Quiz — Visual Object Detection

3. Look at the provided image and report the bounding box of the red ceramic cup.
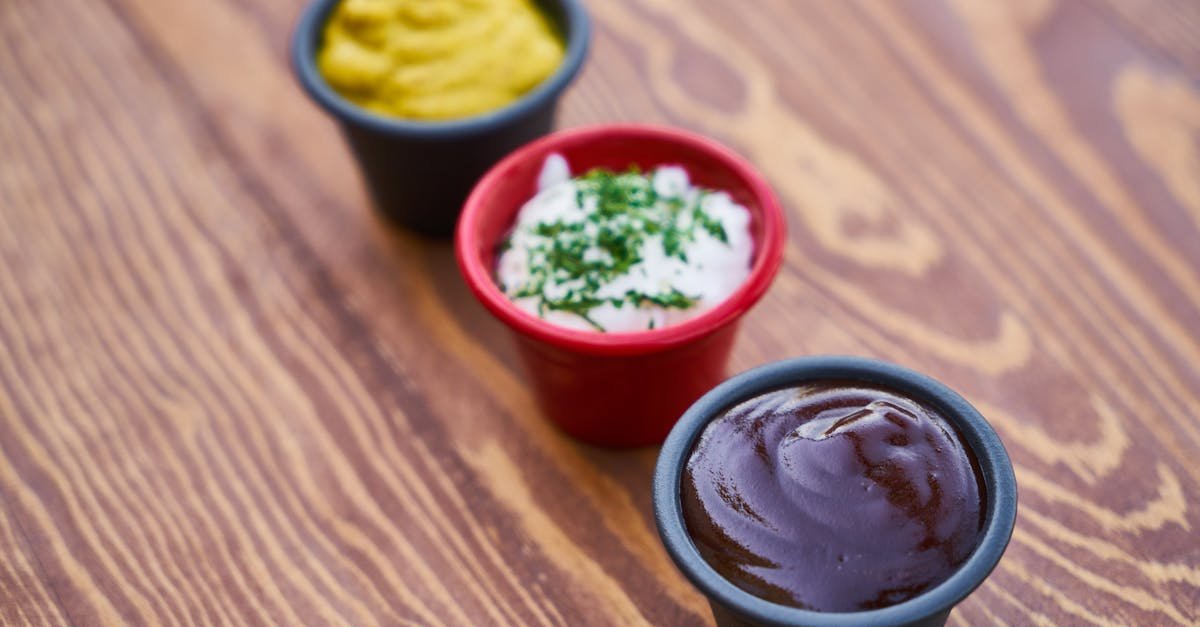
[455,124,787,447]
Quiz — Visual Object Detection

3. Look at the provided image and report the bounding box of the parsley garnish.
[502,166,735,330]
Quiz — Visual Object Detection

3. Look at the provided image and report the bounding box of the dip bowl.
[291,0,590,237]
[653,356,1018,626]
[455,124,788,447]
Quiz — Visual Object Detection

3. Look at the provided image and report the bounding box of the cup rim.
[653,355,1018,626]
[454,123,788,357]
[290,0,591,139]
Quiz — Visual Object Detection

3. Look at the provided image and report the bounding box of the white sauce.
[496,155,754,332]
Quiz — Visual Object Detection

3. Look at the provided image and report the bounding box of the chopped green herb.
[501,166,737,330]
[696,202,728,243]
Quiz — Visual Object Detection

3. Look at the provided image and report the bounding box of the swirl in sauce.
[682,382,984,612]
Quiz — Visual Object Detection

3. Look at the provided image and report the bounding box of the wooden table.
[2,0,1198,624]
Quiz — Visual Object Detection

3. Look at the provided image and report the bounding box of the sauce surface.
[682,382,984,612]
[317,0,564,120]
[495,155,753,332]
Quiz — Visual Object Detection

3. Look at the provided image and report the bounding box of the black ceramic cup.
[291,0,591,237]
[653,356,1017,627]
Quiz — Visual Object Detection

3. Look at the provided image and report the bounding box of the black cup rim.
[653,355,1018,626]
[290,0,591,139]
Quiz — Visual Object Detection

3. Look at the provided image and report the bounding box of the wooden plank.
[0,0,1196,623]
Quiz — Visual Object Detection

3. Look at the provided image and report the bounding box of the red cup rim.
[455,124,787,357]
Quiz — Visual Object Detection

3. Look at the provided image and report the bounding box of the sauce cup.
[653,355,1018,626]
[291,0,591,237]
[455,124,788,447]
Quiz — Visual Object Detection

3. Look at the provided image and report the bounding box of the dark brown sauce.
[682,382,984,612]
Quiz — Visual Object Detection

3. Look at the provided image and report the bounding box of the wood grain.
[1,0,1197,624]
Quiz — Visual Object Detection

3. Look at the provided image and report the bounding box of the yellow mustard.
[317,0,565,120]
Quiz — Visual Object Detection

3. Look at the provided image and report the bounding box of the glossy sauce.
[317,0,564,120]
[682,382,984,612]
